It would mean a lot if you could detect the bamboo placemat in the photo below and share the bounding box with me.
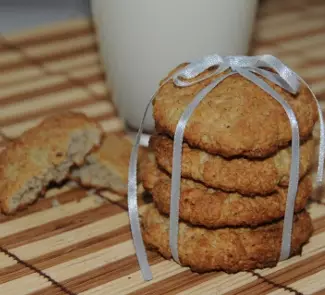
[1,0,325,294]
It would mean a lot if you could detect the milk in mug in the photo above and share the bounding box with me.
[92,0,258,133]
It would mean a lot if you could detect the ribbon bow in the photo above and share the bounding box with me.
[128,54,325,281]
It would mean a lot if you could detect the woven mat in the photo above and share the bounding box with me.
[1,0,325,294]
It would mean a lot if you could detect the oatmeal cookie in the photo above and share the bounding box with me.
[150,134,314,195]
[141,158,312,227]
[153,65,318,158]
[142,204,312,273]
[0,112,103,214]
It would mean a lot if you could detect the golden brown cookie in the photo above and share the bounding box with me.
[0,112,103,214]
[141,157,312,227]
[139,153,162,192]
[150,134,315,195]
[142,204,313,273]
[72,134,148,195]
[153,65,318,158]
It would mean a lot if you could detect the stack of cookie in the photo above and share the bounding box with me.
[140,65,318,272]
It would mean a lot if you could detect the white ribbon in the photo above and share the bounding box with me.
[128,54,325,281]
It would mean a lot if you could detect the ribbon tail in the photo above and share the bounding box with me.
[238,69,300,261]
[169,73,234,263]
[315,98,325,185]
[128,89,162,281]
[300,80,325,185]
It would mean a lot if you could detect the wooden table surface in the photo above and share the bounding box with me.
[0,0,325,294]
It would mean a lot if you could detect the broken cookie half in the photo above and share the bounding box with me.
[71,134,146,195]
[0,112,103,214]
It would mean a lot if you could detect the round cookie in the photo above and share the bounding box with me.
[150,134,315,195]
[153,65,318,158]
[142,204,313,273]
[141,158,312,227]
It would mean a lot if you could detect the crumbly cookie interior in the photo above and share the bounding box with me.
[8,127,101,213]
[71,155,127,194]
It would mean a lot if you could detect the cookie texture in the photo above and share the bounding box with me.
[0,112,103,214]
[139,153,162,192]
[72,134,147,195]
[142,204,313,273]
[150,134,315,195]
[141,157,312,227]
[153,65,318,158]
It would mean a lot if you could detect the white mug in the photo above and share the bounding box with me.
[92,0,258,133]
